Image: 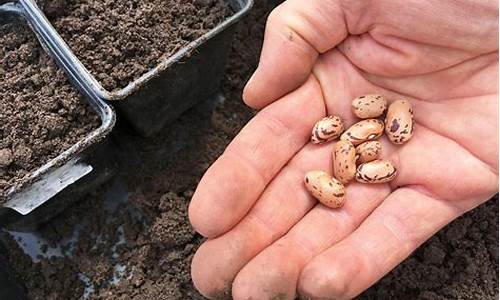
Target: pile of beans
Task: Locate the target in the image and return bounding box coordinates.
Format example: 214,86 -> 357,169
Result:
305,95 -> 414,208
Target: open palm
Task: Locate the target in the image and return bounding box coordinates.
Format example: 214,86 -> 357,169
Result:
189,0 -> 499,299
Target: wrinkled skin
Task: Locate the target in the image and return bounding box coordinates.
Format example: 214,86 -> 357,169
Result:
189,0 -> 499,299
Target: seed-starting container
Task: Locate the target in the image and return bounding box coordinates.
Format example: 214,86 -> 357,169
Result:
0,2 -> 116,230
24,0 -> 254,136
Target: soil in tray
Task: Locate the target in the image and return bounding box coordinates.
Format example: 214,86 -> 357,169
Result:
1,2 -> 498,300
38,0 -> 232,93
0,21 -> 100,204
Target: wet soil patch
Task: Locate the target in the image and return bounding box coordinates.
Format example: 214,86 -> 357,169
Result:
38,0 -> 232,92
0,21 -> 99,204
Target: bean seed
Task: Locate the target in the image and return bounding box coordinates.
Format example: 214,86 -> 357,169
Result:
304,170 -> 346,208
356,159 -> 397,183
352,94 -> 387,119
333,140 -> 356,184
311,115 -> 344,144
355,141 -> 382,163
385,100 -> 414,145
340,119 -> 384,145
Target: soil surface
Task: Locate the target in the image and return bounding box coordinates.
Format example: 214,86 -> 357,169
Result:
0,20 -> 99,204
38,0 -> 232,92
1,1 -> 498,300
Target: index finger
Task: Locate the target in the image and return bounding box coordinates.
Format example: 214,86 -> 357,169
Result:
242,0 -> 348,109
189,76 -> 325,238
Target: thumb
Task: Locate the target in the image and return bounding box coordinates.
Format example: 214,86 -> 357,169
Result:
243,0 -> 348,109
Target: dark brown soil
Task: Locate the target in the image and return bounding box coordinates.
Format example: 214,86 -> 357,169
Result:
1,2 -> 498,300
0,21 -> 99,204
38,0 -> 232,92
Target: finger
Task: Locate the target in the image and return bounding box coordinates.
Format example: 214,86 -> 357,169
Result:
231,183 -> 390,300
242,0 -> 347,109
191,143 -> 333,299
189,76 -> 325,238
297,187 -> 492,300
192,134 -> 394,299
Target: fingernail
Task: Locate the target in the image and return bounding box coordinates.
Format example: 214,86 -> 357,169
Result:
242,70 -> 257,104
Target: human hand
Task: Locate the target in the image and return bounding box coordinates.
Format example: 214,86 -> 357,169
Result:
189,0 -> 499,299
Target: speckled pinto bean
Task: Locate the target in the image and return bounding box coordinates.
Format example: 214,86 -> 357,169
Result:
385,99 -> 414,145
352,94 -> 387,119
311,115 -> 344,144
333,140 -> 356,184
340,119 -> 384,146
355,141 -> 382,164
304,170 -> 346,208
356,159 -> 397,183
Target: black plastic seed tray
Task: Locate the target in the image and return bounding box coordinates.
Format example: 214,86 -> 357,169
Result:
0,2 -> 116,230
24,0 -> 254,136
